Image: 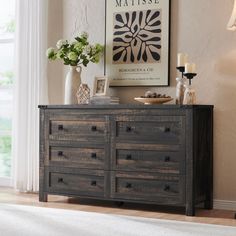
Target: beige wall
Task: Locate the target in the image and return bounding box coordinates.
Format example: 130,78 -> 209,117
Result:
47,0 -> 236,202
47,0 -> 64,104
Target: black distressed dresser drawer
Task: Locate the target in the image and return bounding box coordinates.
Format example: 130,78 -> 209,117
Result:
49,146 -> 105,169
112,149 -> 185,174
114,116 -> 185,144
111,172 -> 185,204
47,171 -> 106,197
49,118 -> 107,140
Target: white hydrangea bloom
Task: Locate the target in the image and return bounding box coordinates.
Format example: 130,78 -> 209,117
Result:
46,47 -> 55,57
91,45 -> 97,55
81,31 -> 89,39
84,45 -> 92,54
56,39 -> 67,49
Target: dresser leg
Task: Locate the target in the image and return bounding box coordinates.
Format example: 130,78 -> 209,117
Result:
204,199 -> 213,210
186,205 -> 195,216
39,192 -> 48,202
204,176 -> 213,210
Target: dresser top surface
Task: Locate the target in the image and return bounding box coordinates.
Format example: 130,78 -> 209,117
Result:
38,104 -> 214,110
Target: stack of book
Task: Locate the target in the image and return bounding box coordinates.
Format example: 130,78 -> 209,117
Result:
90,96 -> 120,105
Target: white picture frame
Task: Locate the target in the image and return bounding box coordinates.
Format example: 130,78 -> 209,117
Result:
93,76 -> 109,96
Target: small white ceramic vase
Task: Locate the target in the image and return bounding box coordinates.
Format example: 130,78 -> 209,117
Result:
183,84 -> 196,105
64,66 -> 82,104
176,77 -> 185,105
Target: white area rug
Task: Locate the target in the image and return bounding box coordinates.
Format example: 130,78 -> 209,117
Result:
0,204 -> 236,236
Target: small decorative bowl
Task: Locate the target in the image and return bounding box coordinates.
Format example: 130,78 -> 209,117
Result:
134,97 -> 173,105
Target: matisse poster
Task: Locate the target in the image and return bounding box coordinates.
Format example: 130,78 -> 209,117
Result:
105,0 -> 170,86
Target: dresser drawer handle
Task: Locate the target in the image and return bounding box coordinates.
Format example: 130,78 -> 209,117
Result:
58,151 -> 64,157
164,185 -> 170,191
91,126 -> 97,132
126,155 -> 132,160
164,156 -> 170,162
58,178 -> 64,183
91,153 -> 97,159
91,181 -> 97,186
126,126 -> 132,132
164,127 -> 171,133
126,183 -> 132,189
58,125 -> 64,131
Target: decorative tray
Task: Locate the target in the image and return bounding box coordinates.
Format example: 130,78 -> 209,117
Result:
134,97 -> 173,105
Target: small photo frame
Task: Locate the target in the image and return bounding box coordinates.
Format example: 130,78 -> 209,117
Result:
93,76 -> 109,96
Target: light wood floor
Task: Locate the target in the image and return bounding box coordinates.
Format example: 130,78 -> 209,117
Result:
0,187 -> 235,227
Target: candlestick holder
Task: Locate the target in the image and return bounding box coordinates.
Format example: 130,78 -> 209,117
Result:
183,84 -> 197,105
176,77 -> 185,105
183,73 -> 197,85
176,66 -> 185,78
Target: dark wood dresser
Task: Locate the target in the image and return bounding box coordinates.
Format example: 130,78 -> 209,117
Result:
39,105 -> 213,216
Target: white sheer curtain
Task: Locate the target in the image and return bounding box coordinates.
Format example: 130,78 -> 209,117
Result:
12,0 -> 49,192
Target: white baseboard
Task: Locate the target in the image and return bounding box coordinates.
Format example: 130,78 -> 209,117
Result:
214,200 -> 236,211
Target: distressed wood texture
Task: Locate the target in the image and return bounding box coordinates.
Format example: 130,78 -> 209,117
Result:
39,105 -> 214,216
46,170 -> 106,198
113,149 -> 185,174
49,146 -> 106,169
110,171 -> 185,205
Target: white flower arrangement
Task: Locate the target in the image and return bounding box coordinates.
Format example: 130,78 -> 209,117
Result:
46,32 -> 104,67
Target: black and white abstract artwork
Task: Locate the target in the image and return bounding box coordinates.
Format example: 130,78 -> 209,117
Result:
105,0 -> 170,87
113,9 -> 162,64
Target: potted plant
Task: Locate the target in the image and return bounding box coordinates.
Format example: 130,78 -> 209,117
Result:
46,32 -> 104,104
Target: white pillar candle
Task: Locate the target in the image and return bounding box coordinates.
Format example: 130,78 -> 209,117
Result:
185,63 -> 197,73
185,63 -> 192,73
177,53 -> 188,67
191,63 -> 196,73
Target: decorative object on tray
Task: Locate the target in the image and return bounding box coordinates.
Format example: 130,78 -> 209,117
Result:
135,91 -> 173,105
105,0 -> 170,87
76,84 -> 90,104
176,53 -> 197,105
46,32 -> 104,104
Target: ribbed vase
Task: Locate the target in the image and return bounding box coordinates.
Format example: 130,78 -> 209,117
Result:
64,66 -> 82,104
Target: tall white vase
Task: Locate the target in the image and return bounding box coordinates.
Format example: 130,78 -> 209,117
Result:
64,66 -> 82,104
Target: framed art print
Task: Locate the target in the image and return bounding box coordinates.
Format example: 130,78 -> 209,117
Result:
105,0 -> 170,87
93,76 -> 109,96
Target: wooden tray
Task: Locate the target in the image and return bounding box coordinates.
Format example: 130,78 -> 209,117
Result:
134,97 -> 173,105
